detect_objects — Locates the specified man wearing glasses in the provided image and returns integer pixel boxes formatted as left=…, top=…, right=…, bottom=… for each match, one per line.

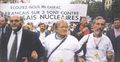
left=1, top=15, right=45, bottom=62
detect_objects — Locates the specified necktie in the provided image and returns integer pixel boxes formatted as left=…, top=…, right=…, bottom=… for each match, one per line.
left=0, top=27, right=2, bottom=38
left=0, top=27, right=2, bottom=44
left=9, top=31, right=18, bottom=62
left=0, top=28, right=2, bottom=62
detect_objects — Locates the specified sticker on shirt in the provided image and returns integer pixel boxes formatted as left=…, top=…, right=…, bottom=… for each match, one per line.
left=94, top=51, right=100, bottom=60
left=59, top=58, right=64, bottom=62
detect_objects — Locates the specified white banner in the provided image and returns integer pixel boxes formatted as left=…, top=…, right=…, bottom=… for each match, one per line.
left=0, top=3, right=87, bottom=24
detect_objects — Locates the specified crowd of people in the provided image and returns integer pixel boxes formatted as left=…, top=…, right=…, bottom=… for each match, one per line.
left=0, top=14, right=120, bottom=62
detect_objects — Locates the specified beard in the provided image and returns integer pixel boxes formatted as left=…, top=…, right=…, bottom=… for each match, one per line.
left=13, top=25, right=22, bottom=32
left=93, top=28, right=103, bottom=37
left=115, top=25, right=120, bottom=29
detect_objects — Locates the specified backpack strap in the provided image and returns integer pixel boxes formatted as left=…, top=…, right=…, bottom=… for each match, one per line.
left=75, top=35, right=90, bottom=57
left=47, top=36, right=67, bottom=59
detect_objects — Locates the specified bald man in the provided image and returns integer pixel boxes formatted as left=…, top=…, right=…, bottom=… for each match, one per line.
left=1, top=15, right=45, bottom=62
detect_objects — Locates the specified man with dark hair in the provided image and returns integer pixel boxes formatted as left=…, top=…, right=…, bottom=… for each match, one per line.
left=36, top=22, right=50, bottom=45
left=73, top=17, right=90, bottom=41
left=106, top=18, right=120, bottom=62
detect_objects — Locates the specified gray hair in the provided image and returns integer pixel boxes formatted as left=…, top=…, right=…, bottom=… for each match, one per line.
left=92, top=16, right=105, bottom=24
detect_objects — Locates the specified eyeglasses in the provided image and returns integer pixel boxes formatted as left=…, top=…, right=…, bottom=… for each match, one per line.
left=10, top=20, right=20, bottom=23
left=0, top=20, right=5, bottom=22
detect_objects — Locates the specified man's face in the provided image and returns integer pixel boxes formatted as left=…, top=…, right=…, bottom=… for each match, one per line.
left=10, top=16, right=22, bottom=30
left=39, top=24, right=46, bottom=32
left=0, top=17, right=6, bottom=27
left=80, top=18, right=87, bottom=25
left=55, top=21, right=68, bottom=36
left=113, top=20, right=120, bottom=29
left=93, top=19, right=105, bottom=35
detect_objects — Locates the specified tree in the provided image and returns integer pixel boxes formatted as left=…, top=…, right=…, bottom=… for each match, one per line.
left=70, top=0, right=104, bottom=19
left=111, top=0, right=120, bottom=19
left=87, top=1, right=104, bottom=19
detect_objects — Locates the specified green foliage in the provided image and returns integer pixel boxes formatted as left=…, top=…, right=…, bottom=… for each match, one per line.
left=87, top=2, right=104, bottom=19
left=70, top=0, right=104, bottom=19
left=111, top=0, right=120, bottom=18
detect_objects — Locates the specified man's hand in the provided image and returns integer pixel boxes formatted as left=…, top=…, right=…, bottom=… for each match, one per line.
left=78, top=57, right=85, bottom=62
left=106, top=51, right=114, bottom=59
left=31, top=50, right=38, bottom=59
left=76, top=32, right=82, bottom=36
left=22, top=57, right=28, bottom=62
left=106, top=51, right=114, bottom=62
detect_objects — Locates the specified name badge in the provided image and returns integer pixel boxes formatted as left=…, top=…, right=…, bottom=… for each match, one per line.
left=59, top=58, right=64, bottom=62
left=94, top=51, right=100, bottom=59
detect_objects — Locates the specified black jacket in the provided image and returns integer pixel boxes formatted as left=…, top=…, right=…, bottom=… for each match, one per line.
left=1, top=28, right=45, bottom=62
left=106, top=29, right=120, bottom=53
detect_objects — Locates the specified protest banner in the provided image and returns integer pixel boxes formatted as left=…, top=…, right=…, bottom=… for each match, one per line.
left=0, top=3, right=87, bottom=25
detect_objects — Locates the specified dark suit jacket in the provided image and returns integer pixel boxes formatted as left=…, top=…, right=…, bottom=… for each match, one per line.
left=106, top=29, right=120, bottom=53
left=0, top=25, right=10, bottom=62
left=73, top=23, right=91, bottom=41
left=1, top=28, right=45, bottom=62
left=72, top=24, right=83, bottom=41
left=35, top=30, right=50, bottom=38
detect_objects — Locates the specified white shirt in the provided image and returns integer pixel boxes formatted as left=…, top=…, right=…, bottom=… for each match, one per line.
left=39, top=31, right=46, bottom=44
left=7, top=28, right=23, bottom=60
left=79, top=33, right=114, bottom=62
left=44, top=33, right=80, bottom=62
left=114, top=28, right=120, bottom=37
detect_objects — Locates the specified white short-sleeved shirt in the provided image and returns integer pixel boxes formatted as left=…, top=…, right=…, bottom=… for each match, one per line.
left=79, top=33, right=114, bottom=62
left=44, top=33, right=80, bottom=62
